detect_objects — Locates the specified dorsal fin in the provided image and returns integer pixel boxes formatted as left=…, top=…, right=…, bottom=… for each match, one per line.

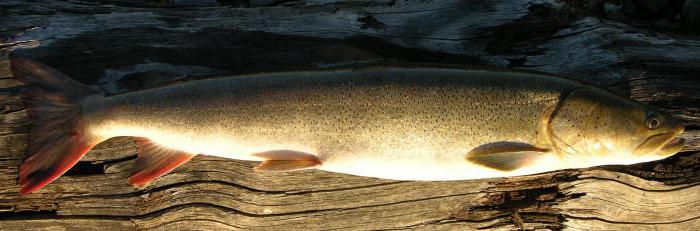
left=128, top=138, right=196, bottom=186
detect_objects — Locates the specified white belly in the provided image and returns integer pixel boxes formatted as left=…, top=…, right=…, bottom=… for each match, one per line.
left=317, top=149, right=564, bottom=181
left=94, top=124, right=565, bottom=181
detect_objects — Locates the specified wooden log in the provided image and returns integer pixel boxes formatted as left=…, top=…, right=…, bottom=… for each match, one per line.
left=1, top=0, right=699, bottom=230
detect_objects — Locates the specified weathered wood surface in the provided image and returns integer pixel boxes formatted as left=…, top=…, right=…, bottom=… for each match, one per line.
left=1, top=0, right=700, bottom=230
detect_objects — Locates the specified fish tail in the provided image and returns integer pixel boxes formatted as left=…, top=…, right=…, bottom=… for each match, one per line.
left=11, top=58, right=104, bottom=194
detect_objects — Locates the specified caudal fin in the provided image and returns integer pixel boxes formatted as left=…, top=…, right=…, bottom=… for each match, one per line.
left=11, top=58, right=103, bottom=194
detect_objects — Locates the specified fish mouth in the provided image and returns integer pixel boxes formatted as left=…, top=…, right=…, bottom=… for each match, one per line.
left=633, top=127, right=685, bottom=156
left=658, top=137, right=685, bottom=156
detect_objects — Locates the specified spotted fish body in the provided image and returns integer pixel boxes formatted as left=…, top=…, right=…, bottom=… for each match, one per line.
left=85, top=67, right=568, bottom=180
left=12, top=60, right=685, bottom=194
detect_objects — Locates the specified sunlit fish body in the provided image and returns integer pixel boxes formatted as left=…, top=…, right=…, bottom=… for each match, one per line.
left=11, top=59, right=685, bottom=194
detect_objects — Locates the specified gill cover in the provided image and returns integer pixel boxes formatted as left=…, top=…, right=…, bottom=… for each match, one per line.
left=549, top=87, right=684, bottom=167
left=550, top=88, right=649, bottom=157
left=547, top=89, right=600, bottom=158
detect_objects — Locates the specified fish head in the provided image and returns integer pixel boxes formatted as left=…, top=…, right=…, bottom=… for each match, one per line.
left=549, top=88, right=685, bottom=166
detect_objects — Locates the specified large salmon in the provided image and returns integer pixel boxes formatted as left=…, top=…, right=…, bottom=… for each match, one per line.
left=11, top=59, right=685, bottom=194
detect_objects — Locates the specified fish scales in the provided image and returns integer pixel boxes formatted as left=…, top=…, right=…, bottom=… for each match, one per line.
left=84, top=67, right=570, bottom=180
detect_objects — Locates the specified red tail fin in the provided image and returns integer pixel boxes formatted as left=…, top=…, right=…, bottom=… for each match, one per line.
left=11, top=58, right=103, bottom=194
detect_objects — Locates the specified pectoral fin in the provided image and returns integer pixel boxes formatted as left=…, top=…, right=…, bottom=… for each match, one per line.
left=466, top=142, right=548, bottom=171
left=252, top=150, right=321, bottom=172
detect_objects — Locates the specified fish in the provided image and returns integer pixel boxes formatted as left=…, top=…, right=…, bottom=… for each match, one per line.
left=10, top=58, right=685, bottom=194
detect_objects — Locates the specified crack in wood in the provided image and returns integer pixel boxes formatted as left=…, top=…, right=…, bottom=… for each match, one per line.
left=449, top=172, right=585, bottom=230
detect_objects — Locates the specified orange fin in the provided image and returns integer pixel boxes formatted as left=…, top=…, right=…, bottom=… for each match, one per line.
left=12, top=58, right=103, bottom=194
left=128, top=138, right=196, bottom=187
left=19, top=142, right=95, bottom=194
left=252, top=150, right=321, bottom=172
left=466, top=141, right=549, bottom=171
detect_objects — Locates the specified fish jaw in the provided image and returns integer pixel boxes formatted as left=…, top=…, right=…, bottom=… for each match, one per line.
left=658, top=123, right=686, bottom=156
left=658, top=137, right=685, bottom=156
left=633, top=132, right=678, bottom=156
left=633, top=122, right=685, bottom=157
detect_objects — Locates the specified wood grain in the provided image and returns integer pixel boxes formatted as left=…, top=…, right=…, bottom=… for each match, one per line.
left=1, top=0, right=699, bottom=230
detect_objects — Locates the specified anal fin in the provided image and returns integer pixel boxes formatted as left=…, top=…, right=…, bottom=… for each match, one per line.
left=252, top=150, right=321, bottom=172
left=128, top=138, right=197, bottom=187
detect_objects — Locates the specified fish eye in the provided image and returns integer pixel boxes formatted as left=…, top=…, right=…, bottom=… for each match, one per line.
left=646, top=114, right=661, bottom=129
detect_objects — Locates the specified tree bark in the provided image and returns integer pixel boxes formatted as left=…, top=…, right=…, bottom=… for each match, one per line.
left=1, top=0, right=699, bottom=230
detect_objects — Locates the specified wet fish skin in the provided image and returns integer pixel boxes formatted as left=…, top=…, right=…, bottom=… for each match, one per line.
left=84, top=67, right=580, bottom=180
left=12, top=59, right=684, bottom=194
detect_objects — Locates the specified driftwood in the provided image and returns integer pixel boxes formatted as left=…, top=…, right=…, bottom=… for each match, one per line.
left=1, top=0, right=700, bottom=230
